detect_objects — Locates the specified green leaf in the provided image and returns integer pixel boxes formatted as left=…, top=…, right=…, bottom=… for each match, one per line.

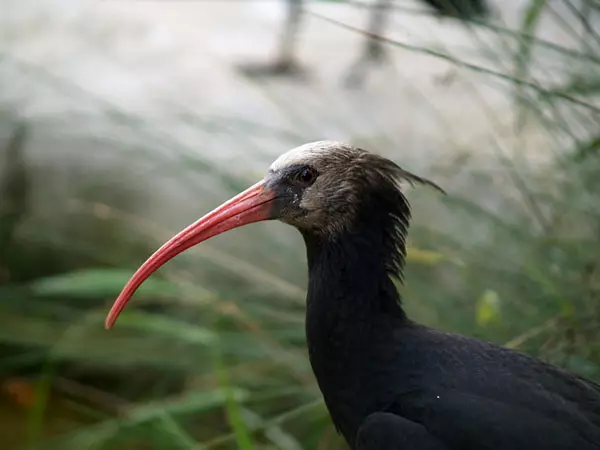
left=116, top=311, right=218, bottom=346
left=129, top=388, right=248, bottom=423
left=572, top=134, right=600, bottom=162
left=476, top=290, right=501, bottom=326
left=29, top=268, right=181, bottom=299
left=242, top=408, right=303, bottom=450
left=406, top=246, right=447, bottom=265
left=552, top=75, right=600, bottom=97
left=513, top=0, right=548, bottom=127
left=214, top=348, right=254, bottom=450
left=51, top=388, right=248, bottom=450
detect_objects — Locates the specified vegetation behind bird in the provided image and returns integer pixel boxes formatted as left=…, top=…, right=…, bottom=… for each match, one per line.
left=0, top=0, right=599, bottom=449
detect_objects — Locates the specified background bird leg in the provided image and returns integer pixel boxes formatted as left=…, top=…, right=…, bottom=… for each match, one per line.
left=237, top=0, right=306, bottom=78
left=343, top=0, right=393, bottom=88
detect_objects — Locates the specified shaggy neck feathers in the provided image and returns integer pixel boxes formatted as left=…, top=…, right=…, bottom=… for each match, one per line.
left=302, top=180, right=412, bottom=321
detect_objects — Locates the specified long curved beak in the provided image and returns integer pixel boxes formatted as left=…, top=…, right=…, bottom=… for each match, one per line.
left=105, top=180, right=275, bottom=329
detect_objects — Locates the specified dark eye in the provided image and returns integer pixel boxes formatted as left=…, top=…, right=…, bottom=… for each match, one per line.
left=293, top=166, right=318, bottom=186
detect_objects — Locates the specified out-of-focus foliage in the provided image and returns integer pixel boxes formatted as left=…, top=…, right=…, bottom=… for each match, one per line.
left=0, top=0, right=599, bottom=449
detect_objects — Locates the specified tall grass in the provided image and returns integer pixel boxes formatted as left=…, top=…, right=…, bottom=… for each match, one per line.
left=0, top=1, right=599, bottom=449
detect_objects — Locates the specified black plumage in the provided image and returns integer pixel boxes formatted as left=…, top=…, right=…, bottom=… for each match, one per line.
left=422, top=0, right=489, bottom=18
left=300, top=144, right=600, bottom=449
left=106, top=141, right=600, bottom=450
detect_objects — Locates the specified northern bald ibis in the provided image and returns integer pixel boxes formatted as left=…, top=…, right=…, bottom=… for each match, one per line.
left=238, top=0, right=490, bottom=87
left=106, top=141, right=600, bottom=450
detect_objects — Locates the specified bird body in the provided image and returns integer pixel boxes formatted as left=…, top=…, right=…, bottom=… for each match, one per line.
left=106, top=141, right=600, bottom=449
left=301, top=172, right=600, bottom=449
left=423, top=0, right=489, bottom=18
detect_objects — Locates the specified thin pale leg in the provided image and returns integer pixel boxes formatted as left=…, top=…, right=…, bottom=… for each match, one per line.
left=237, top=0, right=306, bottom=78
left=343, top=0, right=393, bottom=88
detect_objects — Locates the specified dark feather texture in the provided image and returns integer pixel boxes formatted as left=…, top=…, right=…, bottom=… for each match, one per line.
left=423, top=0, right=489, bottom=18
left=287, top=143, right=600, bottom=449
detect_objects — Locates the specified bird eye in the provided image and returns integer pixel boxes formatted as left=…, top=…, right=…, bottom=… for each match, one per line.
left=294, top=166, right=318, bottom=186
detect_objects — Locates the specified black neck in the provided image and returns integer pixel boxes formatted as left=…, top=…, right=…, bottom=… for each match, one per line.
left=302, top=207, right=409, bottom=323
left=301, top=208, right=410, bottom=441
left=298, top=181, right=415, bottom=443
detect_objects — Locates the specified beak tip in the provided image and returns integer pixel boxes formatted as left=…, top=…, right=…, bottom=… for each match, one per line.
left=103, top=180, right=272, bottom=331
left=104, top=313, right=117, bottom=329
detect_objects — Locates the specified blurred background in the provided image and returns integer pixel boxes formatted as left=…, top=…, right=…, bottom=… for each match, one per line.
left=0, top=0, right=599, bottom=448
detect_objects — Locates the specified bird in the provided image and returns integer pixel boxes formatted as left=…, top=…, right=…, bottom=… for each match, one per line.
left=105, top=141, right=600, bottom=449
left=237, top=0, right=490, bottom=87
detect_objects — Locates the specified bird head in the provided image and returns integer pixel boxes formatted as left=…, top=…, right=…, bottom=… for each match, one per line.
left=264, top=141, right=443, bottom=235
left=104, top=141, right=443, bottom=328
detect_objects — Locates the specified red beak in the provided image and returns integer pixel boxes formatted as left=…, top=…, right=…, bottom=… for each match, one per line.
left=105, top=181, right=275, bottom=329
